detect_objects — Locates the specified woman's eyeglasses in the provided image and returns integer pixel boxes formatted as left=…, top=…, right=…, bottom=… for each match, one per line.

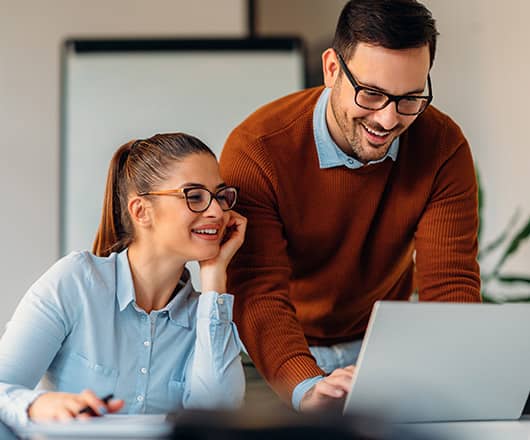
left=138, top=186, right=238, bottom=213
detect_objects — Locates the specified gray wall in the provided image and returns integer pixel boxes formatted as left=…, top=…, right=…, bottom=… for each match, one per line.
left=0, top=0, right=246, bottom=327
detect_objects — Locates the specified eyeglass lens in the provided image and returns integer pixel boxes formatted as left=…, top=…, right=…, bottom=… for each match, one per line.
left=186, top=187, right=237, bottom=212
left=356, top=90, right=428, bottom=115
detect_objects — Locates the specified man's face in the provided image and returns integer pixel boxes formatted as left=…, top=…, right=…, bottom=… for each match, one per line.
left=323, top=43, right=431, bottom=163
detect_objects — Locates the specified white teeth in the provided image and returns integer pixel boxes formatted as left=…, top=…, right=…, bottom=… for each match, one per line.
left=193, top=228, right=218, bottom=235
left=362, top=123, right=389, bottom=137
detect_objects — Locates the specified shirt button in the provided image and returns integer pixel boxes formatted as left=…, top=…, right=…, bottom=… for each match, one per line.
left=140, top=367, right=147, bottom=374
left=137, top=395, right=144, bottom=402
left=217, top=298, right=224, bottom=305
left=347, top=159, right=354, bottom=164
left=143, top=340, right=150, bottom=347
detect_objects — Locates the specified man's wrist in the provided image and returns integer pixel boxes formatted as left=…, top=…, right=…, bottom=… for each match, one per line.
left=291, top=375, right=325, bottom=411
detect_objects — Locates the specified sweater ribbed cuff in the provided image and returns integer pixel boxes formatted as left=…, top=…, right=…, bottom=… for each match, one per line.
left=273, top=355, right=325, bottom=405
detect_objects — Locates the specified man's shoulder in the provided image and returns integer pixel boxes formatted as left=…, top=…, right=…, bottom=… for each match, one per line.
left=227, top=86, right=323, bottom=143
left=405, top=105, right=469, bottom=160
left=409, top=105, right=466, bottom=144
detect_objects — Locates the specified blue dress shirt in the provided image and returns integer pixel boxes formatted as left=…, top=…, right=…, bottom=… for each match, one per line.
left=0, top=249, right=244, bottom=427
left=292, top=88, right=399, bottom=410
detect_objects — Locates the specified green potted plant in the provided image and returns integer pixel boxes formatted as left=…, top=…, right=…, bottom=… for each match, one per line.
left=477, top=170, right=530, bottom=302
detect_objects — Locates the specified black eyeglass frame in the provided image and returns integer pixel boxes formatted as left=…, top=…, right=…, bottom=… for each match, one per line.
left=336, top=52, right=433, bottom=116
left=138, top=186, right=239, bottom=213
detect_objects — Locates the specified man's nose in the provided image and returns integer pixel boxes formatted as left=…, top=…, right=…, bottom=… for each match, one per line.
left=372, top=101, right=400, bottom=131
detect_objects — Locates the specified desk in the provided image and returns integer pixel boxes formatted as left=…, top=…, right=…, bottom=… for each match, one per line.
left=11, top=414, right=530, bottom=440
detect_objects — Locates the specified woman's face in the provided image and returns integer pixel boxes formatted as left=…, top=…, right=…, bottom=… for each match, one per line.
left=145, top=153, right=230, bottom=262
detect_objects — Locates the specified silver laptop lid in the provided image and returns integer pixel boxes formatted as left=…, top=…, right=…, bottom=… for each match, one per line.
left=343, top=301, right=530, bottom=422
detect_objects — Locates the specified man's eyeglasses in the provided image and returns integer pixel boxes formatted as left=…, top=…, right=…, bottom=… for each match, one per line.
left=138, top=186, right=238, bottom=213
left=336, top=52, right=433, bottom=116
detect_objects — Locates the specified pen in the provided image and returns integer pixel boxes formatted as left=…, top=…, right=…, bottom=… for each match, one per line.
left=78, top=393, right=114, bottom=416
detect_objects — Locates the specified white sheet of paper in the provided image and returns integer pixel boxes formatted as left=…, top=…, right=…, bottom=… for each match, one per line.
left=17, top=414, right=172, bottom=438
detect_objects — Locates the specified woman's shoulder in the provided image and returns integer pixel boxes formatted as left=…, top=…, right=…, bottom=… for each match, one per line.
left=28, top=251, right=119, bottom=303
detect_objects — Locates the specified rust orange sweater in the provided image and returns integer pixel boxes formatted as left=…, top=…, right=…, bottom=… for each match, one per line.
left=220, top=87, right=481, bottom=404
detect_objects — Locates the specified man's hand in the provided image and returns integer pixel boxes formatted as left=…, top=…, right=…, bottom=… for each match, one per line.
left=300, top=365, right=355, bottom=413
left=28, top=389, right=124, bottom=421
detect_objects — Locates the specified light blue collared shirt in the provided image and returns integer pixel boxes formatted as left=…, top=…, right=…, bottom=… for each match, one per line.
left=292, top=88, right=399, bottom=411
left=312, top=87, right=399, bottom=169
left=0, top=249, right=244, bottom=427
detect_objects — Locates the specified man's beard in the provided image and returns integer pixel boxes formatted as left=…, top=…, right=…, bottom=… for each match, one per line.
left=330, top=96, right=401, bottom=164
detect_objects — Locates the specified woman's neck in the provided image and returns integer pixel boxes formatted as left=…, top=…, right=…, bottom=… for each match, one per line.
left=126, top=242, right=186, bottom=313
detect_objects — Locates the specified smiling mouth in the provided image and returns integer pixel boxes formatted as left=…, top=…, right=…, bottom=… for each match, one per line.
left=192, top=228, right=219, bottom=236
left=360, top=122, right=392, bottom=144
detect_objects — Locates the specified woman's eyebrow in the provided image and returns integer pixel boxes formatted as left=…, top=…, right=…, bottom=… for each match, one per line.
left=179, top=182, right=206, bottom=189
left=179, top=182, right=227, bottom=189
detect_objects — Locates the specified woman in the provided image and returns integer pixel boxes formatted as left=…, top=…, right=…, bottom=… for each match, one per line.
left=0, top=133, right=246, bottom=427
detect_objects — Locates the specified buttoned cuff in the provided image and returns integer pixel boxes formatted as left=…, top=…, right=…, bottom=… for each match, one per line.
left=197, top=291, right=234, bottom=322
left=291, top=375, right=325, bottom=411
left=0, top=387, right=47, bottom=429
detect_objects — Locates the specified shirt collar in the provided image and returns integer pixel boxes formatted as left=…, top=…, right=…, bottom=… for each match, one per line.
left=313, top=87, right=399, bottom=169
left=116, top=248, right=192, bottom=328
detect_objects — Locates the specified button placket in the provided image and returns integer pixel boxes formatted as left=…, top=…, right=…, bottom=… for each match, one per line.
left=135, top=312, right=154, bottom=412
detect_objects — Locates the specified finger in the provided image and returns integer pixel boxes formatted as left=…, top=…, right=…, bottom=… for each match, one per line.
left=343, top=365, right=356, bottom=373
left=56, top=408, right=76, bottom=421
left=79, top=389, right=108, bottom=416
left=64, top=398, right=87, bottom=417
left=107, top=399, right=125, bottom=413
left=313, top=380, right=346, bottom=399
left=328, top=367, right=354, bottom=381
left=323, top=373, right=353, bottom=390
left=228, top=211, right=247, bottom=230
left=327, top=370, right=354, bottom=383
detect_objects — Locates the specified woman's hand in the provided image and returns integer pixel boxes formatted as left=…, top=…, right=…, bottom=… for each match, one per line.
left=199, top=211, right=247, bottom=293
left=28, top=389, right=124, bottom=421
left=299, top=365, right=355, bottom=413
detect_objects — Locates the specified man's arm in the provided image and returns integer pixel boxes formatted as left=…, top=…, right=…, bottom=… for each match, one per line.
left=415, top=138, right=481, bottom=302
left=220, top=132, right=324, bottom=403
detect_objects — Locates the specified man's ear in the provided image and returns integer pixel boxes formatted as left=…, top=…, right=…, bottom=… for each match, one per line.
left=128, top=196, right=152, bottom=228
left=322, top=48, right=341, bottom=88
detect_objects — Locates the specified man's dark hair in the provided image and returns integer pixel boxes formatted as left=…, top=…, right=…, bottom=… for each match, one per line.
left=332, top=0, right=439, bottom=67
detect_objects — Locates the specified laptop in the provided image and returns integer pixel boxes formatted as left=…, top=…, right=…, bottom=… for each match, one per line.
left=343, top=301, right=530, bottom=422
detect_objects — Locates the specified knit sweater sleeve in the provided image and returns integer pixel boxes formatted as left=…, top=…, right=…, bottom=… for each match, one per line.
left=220, top=129, right=324, bottom=404
left=414, top=131, right=481, bottom=302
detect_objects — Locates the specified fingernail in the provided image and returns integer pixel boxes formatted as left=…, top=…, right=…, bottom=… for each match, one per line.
left=98, top=406, right=108, bottom=415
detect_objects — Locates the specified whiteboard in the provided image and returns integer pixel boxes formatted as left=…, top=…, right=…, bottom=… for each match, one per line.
left=60, top=38, right=305, bottom=287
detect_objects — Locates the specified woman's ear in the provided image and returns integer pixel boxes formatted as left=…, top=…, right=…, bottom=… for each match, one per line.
left=322, top=48, right=341, bottom=88
left=128, top=196, right=152, bottom=229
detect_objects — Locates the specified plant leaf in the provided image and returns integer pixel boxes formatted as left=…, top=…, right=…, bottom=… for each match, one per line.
left=497, top=275, right=530, bottom=283
left=478, top=209, right=520, bottom=260
left=491, top=215, right=530, bottom=278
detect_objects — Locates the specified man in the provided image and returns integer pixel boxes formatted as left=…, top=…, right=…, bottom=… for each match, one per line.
left=220, top=0, right=481, bottom=412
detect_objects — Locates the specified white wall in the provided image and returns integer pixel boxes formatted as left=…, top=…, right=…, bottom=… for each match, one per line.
left=260, top=0, right=530, bottom=300
left=424, top=0, right=530, bottom=299
left=1, top=0, right=529, bottom=330
left=0, top=0, right=246, bottom=327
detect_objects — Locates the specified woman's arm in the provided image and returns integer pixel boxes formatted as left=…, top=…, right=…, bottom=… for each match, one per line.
left=0, top=288, right=67, bottom=427
left=0, top=253, right=124, bottom=427
left=182, top=211, right=246, bottom=409
left=183, top=291, right=245, bottom=409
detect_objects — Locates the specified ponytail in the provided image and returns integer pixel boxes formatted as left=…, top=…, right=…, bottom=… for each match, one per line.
left=92, top=132, right=216, bottom=257
left=92, top=141, right=135, bottom=257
